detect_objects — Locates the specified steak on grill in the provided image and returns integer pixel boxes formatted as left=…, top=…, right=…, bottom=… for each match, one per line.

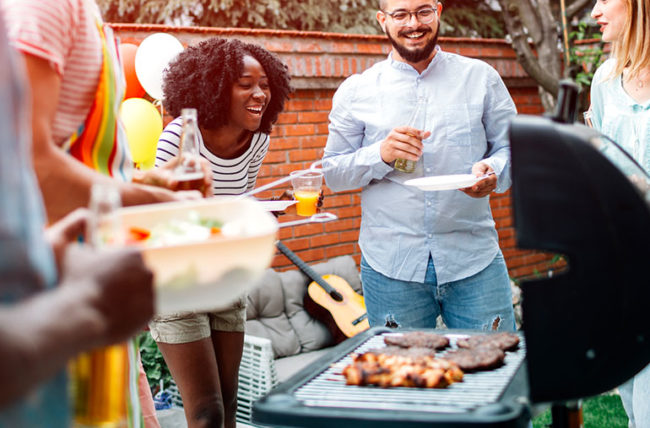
left=456, top=332, right=520, bottom=352
left=384, top=332, right=450, bottom=350
left=441, top=347, right=506, bottom=372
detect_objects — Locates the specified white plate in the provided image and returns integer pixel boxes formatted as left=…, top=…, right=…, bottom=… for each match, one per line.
left=405, top=174, right=480, bottom=191
left=257, top=199, right=298, bottom=212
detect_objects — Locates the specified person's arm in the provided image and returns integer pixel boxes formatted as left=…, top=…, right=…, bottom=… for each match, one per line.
left=473, top=69, right=517, bottom=195
left=0, top=243, right=154, bottom=407
left=322, top=76, right=394, bottom=192
left=22, top=53, right=193, bottom=222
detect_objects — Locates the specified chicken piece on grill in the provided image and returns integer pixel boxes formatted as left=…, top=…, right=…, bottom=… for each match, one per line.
left=343, top=348, right=463, bottom=388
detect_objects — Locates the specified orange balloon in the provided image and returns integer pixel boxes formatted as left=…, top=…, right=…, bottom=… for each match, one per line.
left=119, top=43, right=146, bottom=100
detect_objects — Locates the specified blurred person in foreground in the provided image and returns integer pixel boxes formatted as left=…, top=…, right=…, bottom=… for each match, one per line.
left=0, top=13, right=154, bottom=427
left=589, top=0, right=650, bottom=426
left=322, top=0, right=517, bottom=330
left=152, top=37, right=292, bottom=428
left=0, top=0, right=212, bottom=223
left=0, top=0, right=210, bottom=426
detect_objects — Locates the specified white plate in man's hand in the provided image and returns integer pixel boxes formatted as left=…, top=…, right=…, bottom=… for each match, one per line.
left=404, top=174, right=481, bottom=191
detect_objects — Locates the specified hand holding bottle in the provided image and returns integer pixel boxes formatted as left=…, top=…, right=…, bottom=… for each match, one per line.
left=381, top=97, right=430, bottom=173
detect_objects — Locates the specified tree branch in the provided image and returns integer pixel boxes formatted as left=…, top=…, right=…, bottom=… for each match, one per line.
left=566, top=0, right=593, bottom=19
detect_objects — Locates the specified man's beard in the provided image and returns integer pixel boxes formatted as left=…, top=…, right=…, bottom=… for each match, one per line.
left=386, top=21, right=439, bottom=63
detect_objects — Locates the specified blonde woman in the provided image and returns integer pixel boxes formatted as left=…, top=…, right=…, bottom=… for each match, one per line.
left=590, top=0, right=649, bottom=426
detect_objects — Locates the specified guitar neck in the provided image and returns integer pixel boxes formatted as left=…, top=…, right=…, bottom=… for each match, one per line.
left=276, top=241, right=337, bottom=295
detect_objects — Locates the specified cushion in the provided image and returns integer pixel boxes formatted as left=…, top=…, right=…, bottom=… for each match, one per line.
left=246, top=255, right=362, bottom=357
left=246, top=269, right=300, bottom=358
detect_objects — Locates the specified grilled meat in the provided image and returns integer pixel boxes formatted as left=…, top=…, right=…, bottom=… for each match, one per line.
left=384, top=332, right=450, bottom=350
left=456, top=332, right=520, bottom=352
left=441, top=347, right=506, bottom=372
left=343, top=348, right=463, bottom=388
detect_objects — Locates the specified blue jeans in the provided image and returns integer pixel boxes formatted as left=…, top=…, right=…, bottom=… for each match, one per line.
left=360, top=253, right=515, bottom=331
left=620, top=364, right=650, bottom=428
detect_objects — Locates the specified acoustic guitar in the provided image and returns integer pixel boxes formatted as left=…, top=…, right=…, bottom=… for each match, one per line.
left=276, top=242, right=370, bottom=343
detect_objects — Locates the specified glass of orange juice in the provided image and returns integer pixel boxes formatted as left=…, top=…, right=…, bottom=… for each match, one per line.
left=290, top=170, right=323, bottom=217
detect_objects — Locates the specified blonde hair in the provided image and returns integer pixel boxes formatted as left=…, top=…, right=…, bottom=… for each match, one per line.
left=610, top=0, right=650, bottom=79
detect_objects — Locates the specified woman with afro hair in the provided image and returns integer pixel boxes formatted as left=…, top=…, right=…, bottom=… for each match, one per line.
left=151, top=37, right=292, bottom=428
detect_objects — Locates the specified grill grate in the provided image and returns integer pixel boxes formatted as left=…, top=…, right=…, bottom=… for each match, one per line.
left=294, top=332, right=526, bottom=413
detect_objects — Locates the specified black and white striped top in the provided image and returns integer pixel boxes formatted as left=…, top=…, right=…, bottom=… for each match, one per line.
left=155, top=117, right=270, bottom=196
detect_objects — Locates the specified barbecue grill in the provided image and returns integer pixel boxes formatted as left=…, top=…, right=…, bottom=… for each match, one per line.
left=253, top=82, right=650, bottom=427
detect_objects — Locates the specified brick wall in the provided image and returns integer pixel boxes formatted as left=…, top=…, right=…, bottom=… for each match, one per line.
left=111, top=24, right=564, bottom=281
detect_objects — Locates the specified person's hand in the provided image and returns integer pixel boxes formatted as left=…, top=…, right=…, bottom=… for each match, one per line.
left=45, top=208, right=89, bottom=274
left=460, top=162, right=497, bottom=198
left=380, top=127, right=431, bottom=165
left=132, top=157, right=213, bottom=198
left=61, top=244, right=154, bottom=347
left=275, top=189, right=324, bottom=216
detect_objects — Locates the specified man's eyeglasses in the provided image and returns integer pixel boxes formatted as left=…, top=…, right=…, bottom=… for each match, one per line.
left=382, top=7, right=437, bottom=26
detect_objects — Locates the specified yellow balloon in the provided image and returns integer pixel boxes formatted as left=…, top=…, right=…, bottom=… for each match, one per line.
left=119, top=98, right=163, bottom=165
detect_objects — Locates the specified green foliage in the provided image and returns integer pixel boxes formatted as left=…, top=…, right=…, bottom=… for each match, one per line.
left=567, top=21, right=606, bottom=111
left=439, top=0, right=505, bottom=38
left=533, top=394, right=628, bottom=428
left=137, top=331, right=172, bottom=393
left=96, top=0, right=506, bottom=38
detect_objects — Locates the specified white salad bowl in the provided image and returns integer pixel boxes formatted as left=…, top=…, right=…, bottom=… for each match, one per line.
left=117, top=196, right=278, bottom=314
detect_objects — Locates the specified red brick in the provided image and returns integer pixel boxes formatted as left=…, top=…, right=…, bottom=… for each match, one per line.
left=324, top=218, right=358, bottom=233
left=281, top=237, right=311, bottom=251
left=298, top=111, right=329, bottom=123
left=263, top=150, right=288, bottom=164
left=277, top=112, right=298, bottom=125
left=311, top=233, right=341, bottom=247
left=296, top=42, right=325, bottom=53
left=356, top=43, right=385, bottom=54
left=314, top=98, right=333, bottom=111
left=263, top=40, right=295, bottom=53
left=300, top=135, right=328, bottom=149
left=457, top=46, right=481, bottom=57
left=325, top=243, right=356, bottom=258
left=286, top=99, right=315, bottom=112
left=340, top=230, right=360, bottom=243
left=292, top=223, right=327, bottom=237
left=294, top=248, right=326, bottom=263
left=283, top=124, right=316, bottom=137
left=331, top=42, right=357, bottom=54
left=323, top=194, right=353, bottom=208
left=288, top=148, right=322, bottom=162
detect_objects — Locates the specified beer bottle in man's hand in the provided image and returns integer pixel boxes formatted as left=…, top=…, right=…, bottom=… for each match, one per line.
left=394, top=96, right=426, bottom=173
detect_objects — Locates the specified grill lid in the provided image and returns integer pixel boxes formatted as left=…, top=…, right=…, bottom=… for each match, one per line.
left=510, top=104, right=650, bottom=403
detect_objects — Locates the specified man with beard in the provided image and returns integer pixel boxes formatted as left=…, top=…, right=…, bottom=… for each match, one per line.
left=322, top=0, right=517, bottom=331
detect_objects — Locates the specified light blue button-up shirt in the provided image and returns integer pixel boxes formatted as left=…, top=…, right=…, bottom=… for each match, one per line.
left=322, top=48, right=516, bottom=284
left=590, top=58, right=650, bottom=174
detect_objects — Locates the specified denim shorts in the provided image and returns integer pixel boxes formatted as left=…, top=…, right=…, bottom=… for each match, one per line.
left=148, top=295, right=247, bottom=344
left=360, top=253, right=515, bottom=331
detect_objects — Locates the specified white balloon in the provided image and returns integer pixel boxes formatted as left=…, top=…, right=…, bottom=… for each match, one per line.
left=135, top=33, right=184, bottom=100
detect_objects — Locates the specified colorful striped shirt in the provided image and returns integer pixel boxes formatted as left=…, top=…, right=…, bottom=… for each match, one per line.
left=156, top=117, right=270, bottom=196
left=1, top=0, right=103, bottom=146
